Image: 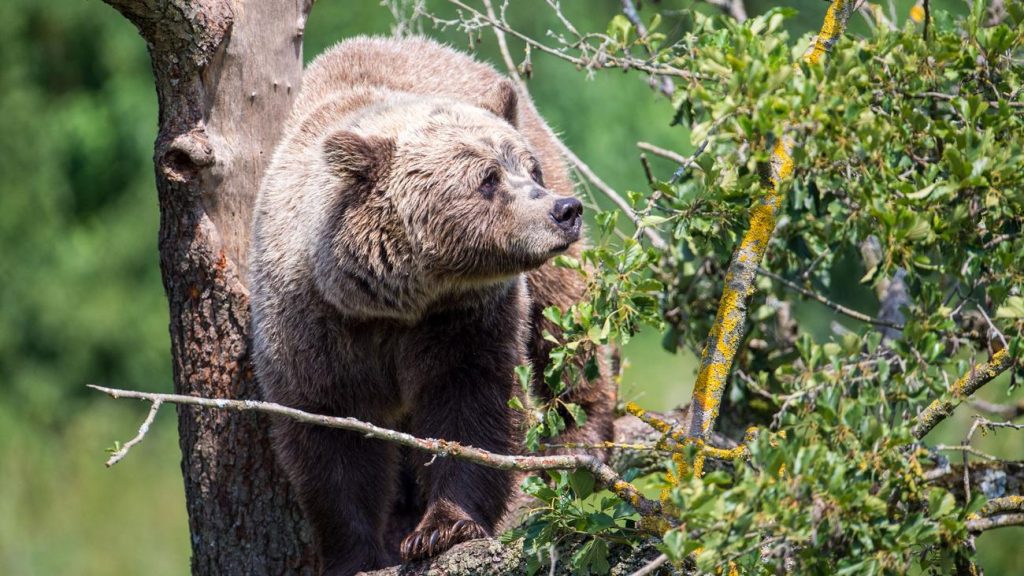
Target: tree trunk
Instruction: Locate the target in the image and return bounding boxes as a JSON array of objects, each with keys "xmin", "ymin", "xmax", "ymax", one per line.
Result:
[{"xmin": 101, "ymin": 1, "xmax": 318, "ymax": 573}]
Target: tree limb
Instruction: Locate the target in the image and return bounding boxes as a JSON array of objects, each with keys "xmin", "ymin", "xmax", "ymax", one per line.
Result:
[
  {"xmin": 89, "ymin": 384, "xmax": 663, "ymax": 520},
  {"xmin": 966, "ymin": 513, "xmax": 1024, "ymax": 533},
  {"xmin": 685, "ymin": 0, "xmax": 856, "ymax": 444},
  {"xmin": 912, "ymin": 349, "xmax": 1014, "ymax": 439}
]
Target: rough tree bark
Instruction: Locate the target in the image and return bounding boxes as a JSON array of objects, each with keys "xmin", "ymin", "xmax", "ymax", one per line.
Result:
[{"xmin": 101, "ymin": 1, "xmax": 318, "ymax": 574}]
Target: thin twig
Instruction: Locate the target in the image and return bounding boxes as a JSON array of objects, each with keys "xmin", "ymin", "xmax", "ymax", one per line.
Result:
[
  {"xmin": 637, "ymin": 111, "xmax": 730, "ymax": 183},
  {"xmin": 566, "ymin": 144, "xmax": 667, "ymax": 250},
  {"xmin": 962, "ymin": 418, "xmax": 986, "ymax": 500},
  {"xmin": 983, "ymin": 233, "xmax": 1015, "ymax": 250},
  {"xmin": 701, "ymin": 0, "xmax": 748, "ymax": 22},
  {"xmin": 908, "ymin": 91, "xmax": 1024, "ymax": 109},
  {"xmin": 757, "ymin": 266, "xmax": 904, "ymax": 329},
  {"xmin": 974, "ymin": 419, "xmax": 1024, "ymax": 432},
  {"xmin": 976, "ymin": 304, "xmax": 1008, "ymax": 351},
  {"xmin": 857, "ymin": 2, "xmax": 895, "ymax": 31},
  {"xmin": 629, "ymin": 553, "xmax": 668, "ymax": 576},
  {"xmin": 637, "ymin": 141, "xmax": 690, "ymax": 166},
  {"xmin": 969, "ymin": 399, "xmax": 1024, "ymax": 420},
  {"xmin": 933, "ymin": 444, "xmax": 1000, "ymax": 461},
  {"xmin": 89, "ymin": 385, "xmax": 664, "ymax": 518},
  {"xmin": 443, "ymin": 0, "xmax": 698, "ymax": 80},
  {"xmin": 619, "ymin": 0, "xmax": 674, "ymax": 97},
  {"xmin": 105, "ymin": 399, "xmax": 162, "ymax": 467}
]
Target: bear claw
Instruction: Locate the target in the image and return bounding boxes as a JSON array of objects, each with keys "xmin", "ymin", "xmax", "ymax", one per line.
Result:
[{"xmin": 400, "ymin": 518, "xmax": 488, "ymax": 561}]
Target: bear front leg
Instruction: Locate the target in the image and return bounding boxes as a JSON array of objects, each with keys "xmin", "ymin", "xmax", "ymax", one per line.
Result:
[
  {"xmin": 271, "ymin": 419, "xmax": 398, "ymax": 575},
  {"xmin": 399, "ymin": 346, "xmax": 520, "ymax": 560}
]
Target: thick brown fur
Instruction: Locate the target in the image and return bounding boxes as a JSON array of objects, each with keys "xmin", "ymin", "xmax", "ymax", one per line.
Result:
[{"xmin": 250, "ymin": 36, "xmax": 615, "ymax": 575}]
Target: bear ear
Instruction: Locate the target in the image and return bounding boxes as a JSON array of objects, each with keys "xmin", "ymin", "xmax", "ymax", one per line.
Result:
[
  {"xmin": 478, "ymin": 79, "xmax": 519, "ymax": 127},
  {"xmin": 323, "ymin": 131, "xmax": 394, "ymax": 181}
]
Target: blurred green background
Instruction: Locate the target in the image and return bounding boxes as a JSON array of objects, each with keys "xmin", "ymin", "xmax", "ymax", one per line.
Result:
[{"xmin": 2, "ymin": 0, "xmax": 1018, "ymax": 573}]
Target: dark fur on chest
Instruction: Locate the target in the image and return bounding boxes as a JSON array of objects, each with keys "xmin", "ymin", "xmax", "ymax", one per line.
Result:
[{"xmin": 255, "ymin": 278, "xmax": 526, "ymax": 574}]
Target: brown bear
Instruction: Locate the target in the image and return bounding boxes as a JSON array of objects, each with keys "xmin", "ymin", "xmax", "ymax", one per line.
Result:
[{"xmin": 250, "ymin": 36, "xmax": 615, "ymax": 575}]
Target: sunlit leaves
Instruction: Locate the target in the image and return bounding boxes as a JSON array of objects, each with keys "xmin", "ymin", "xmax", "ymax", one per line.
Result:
[{"xmin": 516, "ymin": 3, "xmax": 1023, "ymax": 574}]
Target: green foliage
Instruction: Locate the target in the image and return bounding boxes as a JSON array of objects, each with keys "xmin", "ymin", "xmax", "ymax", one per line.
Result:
[
  {"xmin": 503, "ymin": 470, "xmax": 644, "ymax": 576},
  {"xmin": 514, "ymin": 3, "xmax": 1024, "ymax": 574},
  {"xmin": 521, "ymin": 221, "xmax": 666, "ymax": 449}
]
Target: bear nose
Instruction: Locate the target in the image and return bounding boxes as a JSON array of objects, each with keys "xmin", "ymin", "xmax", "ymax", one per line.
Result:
[{"xmin": 550, "ymin": 197, "xmax": 583, "ymax": 233}]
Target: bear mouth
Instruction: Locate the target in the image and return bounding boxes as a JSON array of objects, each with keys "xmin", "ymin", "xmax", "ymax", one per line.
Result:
[
  {"xmin": 548, "ymin": 232, "xmax": 579, "ymax": 254},
  {"xmin": 549, "ymin": 241, "xmax": 573, "ymax": 254}
]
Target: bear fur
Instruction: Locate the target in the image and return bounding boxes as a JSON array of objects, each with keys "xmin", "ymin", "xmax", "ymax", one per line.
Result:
[{"xmin": 250, "ymin": 36, "xmax": 615, "ymax": 575}]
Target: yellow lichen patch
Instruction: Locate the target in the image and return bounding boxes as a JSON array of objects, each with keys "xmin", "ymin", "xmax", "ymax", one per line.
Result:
[
  {"xmin": 625, "ymin": 401, "xmax": 647, "ymax": 418},
  {"xmin": 702, "ymin": 442, "xmax": 748, "ymax": 460},
  {"xmin": 978, "ymin": 495, "xmax": 1024, "ymax": 516},
  {"xmin": 803, "ymin": 0, "xmax": 852, "ymax": 65},
  {"xmin": 910, "ymin": 4, "xmax": 925, "ymax": 24},
  {"xmin": 692, "ymin": 451, "xmax": 706, "ymax": 477},
  {"xmin": 770, "ymin": 137, "xmax": 795, "ymax": 185},
  {"xmin": 610, "ymin": 479, "xmax": 644, "ymax": 509},
  {"xmin": 639, "ymin": 515, "xmax": 672, "ymax": 535}
]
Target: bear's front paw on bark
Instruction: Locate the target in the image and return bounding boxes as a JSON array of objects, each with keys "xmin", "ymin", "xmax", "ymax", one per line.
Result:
[{"xmin": 399, "ymin": 517, "xmax": 489, "ymax": 561}]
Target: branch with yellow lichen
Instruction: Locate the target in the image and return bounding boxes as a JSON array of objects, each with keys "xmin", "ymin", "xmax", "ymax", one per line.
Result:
[
  {"xmin": 89, "ymin": 385, "xmax": 664, "ymax": 520},
  {"xmin": 624, "ymin": 401, "xmax": 757, "ymax": 460},
  {"xmin": 911, "ymin": 348, "xmax": 1015, "ymax": 439},
  {"xmin": 966, "ymin": 496, "xmax": 1024, "ymax": 533},
  {"xmin": 683, "ymin": 0, "xmax": 856, "ymax": 450}
]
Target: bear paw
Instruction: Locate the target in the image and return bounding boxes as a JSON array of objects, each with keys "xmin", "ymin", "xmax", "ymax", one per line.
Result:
[{"xmin": 399, "ymin": 518, "xmax": 489, "ymax": 561}]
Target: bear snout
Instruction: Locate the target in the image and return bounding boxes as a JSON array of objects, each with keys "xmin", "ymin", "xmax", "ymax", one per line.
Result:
[{"xmin": 550, "ymin": 197, "xmax": 583, "ymax": 240}]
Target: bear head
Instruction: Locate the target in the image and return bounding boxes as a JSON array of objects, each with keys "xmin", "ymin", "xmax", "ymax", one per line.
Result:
[{"xmin": 313, "ymin": 81, "xmax": 582, "ymax": 319}]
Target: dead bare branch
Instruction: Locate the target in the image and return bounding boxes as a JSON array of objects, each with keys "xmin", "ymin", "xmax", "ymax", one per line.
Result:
[{"xmin": 756, "ymin": 266, "xmax": 904, "ymax": 329}]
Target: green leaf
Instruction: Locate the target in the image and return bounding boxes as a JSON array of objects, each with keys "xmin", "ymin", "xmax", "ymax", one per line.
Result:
[
  {"xmin": 996, "ymin": 296, "xmax": 1024, "ymax": 319},
  {"xmin": 929, "ymin": 489, "xmax": 957, "ymax": 518},
  {"xmin": 570, "ymin": 468, "xmax": 596, "ymax": 499},
  {"xmin": 515, "ymin": 364, "xmax": 533, "ymax": 392},
  {"xmin": 565, "ymin": 402, "xmax": 588, "ymax": 427},
  {"xmin": 906, "ymin": 182, "xmax": 937, "ymax": 200},
  {"xmin": 607, "ymin": 15, "xmax": 632, "ymax": 46}
]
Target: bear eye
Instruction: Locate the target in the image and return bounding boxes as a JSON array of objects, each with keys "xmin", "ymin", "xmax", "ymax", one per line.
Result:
[
  {"xmin": 530, "ymin": 164, "xmax": 544, "ymax": 186},
  {"xmin": 479, "ymin": 169, "xmax": 500, "ymax": 199}
]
